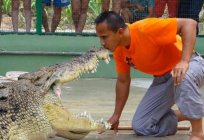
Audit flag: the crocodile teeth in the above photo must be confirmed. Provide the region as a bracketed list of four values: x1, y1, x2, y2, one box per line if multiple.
[108, 57, 111, 61]
[105, 122, 112, 129]
[105, 59, 110, 64]
[89, 65, 93, 71]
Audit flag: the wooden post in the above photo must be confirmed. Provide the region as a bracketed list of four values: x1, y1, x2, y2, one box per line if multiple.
[36, 0, 42, 34]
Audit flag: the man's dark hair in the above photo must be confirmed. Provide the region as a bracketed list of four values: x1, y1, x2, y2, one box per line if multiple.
[95, 11, 127, 33]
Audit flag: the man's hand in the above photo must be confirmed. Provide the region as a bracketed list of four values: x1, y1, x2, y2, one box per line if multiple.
[171, 60, 189, 85]
[108, 114, 120, 133]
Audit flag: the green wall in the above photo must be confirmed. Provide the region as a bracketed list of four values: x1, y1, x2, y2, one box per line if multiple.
[0, 34, 203, 78]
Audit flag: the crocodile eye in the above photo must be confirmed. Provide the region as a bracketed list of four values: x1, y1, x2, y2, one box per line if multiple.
[0, 96, 7, 101]
[0, 88, 11, 101]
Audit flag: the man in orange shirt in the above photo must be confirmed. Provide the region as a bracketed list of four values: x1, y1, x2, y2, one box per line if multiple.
[95, 11, 204, 140]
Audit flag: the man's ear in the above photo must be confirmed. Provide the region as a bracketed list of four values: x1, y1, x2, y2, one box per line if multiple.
[118, 28, 124, 35]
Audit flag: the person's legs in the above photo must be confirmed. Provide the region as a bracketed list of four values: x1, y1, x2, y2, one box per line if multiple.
[154, 0, 166, 17]
[0, 0, 3, 28]
[166, 0, 179, 17]
[51, 0, 69, 32]
[189, 119, 204, 140]
[112, 0, 121, 14]
[42, 2, 50, 32]
[101, 0, 110, 12]
[77, 0, 89, 33]
[132, 74, 177, 136]
[12, 0, 20, 32]
[175, 110, 204, 140]
[71, 0, 80, 32]
[120, 8, 132, 23]
[175, 53, 204, 140]
[51, 6, 62, 32]
[23, 0, 31, 32]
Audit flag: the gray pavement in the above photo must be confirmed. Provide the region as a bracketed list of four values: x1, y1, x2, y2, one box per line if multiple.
[52, 78, 204, 140]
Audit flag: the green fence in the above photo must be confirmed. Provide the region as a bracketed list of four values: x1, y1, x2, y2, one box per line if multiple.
[0, 0, 204, 35]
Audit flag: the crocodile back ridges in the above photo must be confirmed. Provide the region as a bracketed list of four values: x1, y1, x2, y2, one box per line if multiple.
[0, 80, 55, 140]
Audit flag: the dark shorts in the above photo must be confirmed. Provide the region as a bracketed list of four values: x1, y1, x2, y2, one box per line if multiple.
[43, 0, 70, 7]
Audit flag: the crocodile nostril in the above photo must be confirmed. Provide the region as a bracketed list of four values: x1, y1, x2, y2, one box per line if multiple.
[11, 115, 16, 122]
[0, 124, 7, 130]
[0, 109, 8, 113]
[0, 96, 7, 101]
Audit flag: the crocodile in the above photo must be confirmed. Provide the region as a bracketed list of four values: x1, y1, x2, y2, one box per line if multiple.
[0, 47, 111, 140]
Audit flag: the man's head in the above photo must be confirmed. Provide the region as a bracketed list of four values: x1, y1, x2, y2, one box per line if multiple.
[95, 11, 127, 52]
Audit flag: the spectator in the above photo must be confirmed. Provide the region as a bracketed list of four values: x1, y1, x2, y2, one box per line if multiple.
[112, 0, 122, 14]
[178, 0, 204, 34]
[0, 0, 2, 28]
[42, 0, 70, 32]
[154, 0, 179, 18]
[71, 0, 89, 33]
[101, 0, 121, 14]
[101, 0, 110, 12]
[12, 0, 31, 32]
[121, 0, 154, 23]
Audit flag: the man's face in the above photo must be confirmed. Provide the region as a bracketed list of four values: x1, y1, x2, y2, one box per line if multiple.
[96, 22, 121, 52]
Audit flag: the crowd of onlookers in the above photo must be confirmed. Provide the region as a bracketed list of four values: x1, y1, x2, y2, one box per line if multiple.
[0, 0, 203, 33]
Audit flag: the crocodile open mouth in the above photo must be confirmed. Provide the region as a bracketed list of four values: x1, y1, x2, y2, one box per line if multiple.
[0, 47, 112, 140]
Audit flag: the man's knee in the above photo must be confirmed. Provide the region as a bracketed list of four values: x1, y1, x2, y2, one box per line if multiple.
[132, 112, 177, 136]
[132, 122, 146, 136]
[132, 121, 176, 137]
[132, 119, 158, 136]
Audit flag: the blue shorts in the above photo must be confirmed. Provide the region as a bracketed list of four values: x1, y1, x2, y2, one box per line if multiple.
[43, 0, 70, 7]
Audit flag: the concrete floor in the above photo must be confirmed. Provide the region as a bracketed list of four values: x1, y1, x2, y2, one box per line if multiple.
[52, 78, 204, 140]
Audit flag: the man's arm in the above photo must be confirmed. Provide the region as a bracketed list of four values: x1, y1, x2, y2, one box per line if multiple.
[177, 18, 197, 63]
[171, 18, 197, 85]
[108, 70, 131, 131]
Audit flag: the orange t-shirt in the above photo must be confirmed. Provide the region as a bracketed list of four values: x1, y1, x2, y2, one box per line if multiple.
[113, 18, 182, 76]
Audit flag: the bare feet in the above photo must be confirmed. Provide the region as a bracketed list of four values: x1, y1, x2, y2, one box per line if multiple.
[189, 133, 204, 140]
